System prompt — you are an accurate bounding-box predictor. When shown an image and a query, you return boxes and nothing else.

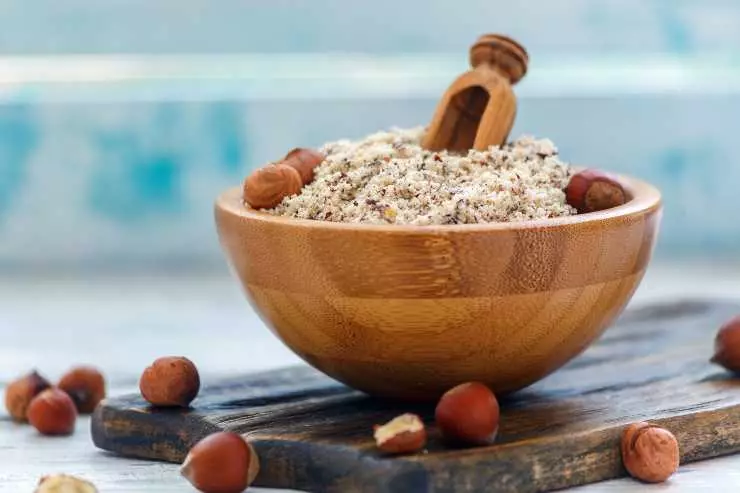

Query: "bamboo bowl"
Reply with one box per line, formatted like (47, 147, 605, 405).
(215, 173, 662, 401)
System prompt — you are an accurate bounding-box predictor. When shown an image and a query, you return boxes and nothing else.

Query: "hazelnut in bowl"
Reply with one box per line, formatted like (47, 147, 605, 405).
(215, 135, 662, 401)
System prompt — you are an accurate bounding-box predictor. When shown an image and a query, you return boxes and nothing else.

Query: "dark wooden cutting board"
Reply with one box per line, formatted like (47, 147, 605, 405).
(92, 299, 740, 493)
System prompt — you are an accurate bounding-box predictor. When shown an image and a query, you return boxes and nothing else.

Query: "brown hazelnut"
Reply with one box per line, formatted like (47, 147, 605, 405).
(283, 148, 325, 185)
(4, 370, 51, 422)
(181, 431, 260, 493)
(711, 315, 740, 371)
(58, 366, 106, 414)
(565, 169, 627, 213)
(621, 422, 679, 483)
(139, 356, 200, 407)
(35, 474, 98, 493)
(373, 413, 426, 455)
(243, 164, 303, 209)
(27, 388, 77, 436)
(435, 382, 499, 446)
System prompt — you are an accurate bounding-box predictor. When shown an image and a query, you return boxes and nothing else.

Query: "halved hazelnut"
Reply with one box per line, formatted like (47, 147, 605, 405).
(373, 413, 426, 454)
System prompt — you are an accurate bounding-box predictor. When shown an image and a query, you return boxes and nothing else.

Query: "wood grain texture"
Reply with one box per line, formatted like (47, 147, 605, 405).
(214, 175, 661, 400)
(422, 34, 528, 152)
(92, 300, 740, 493)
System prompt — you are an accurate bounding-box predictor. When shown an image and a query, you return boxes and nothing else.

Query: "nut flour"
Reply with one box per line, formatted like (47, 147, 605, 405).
(268, 127, 576, 225)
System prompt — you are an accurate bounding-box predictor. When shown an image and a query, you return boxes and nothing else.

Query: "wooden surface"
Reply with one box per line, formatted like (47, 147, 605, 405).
(91, 299, 740, 493)
(421, 34, 528, 152)
(215, 178, 661, 400)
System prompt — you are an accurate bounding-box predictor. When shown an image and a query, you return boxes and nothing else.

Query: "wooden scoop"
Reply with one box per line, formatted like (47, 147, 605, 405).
(422, 34, 529, 152)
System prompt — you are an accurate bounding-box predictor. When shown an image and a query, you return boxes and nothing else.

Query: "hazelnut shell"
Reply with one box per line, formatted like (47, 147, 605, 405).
(27, 388, 78, 436)
(243, 164, 303, 210)
(181, 432, 260, 493)
(565, 169, 627, 213)
(139, 356, 200, 407)
(435, 382, 500, 446)
(58, 366, 107, 413)
(4, 370, 51, 422)
(621, 422, 679, 483)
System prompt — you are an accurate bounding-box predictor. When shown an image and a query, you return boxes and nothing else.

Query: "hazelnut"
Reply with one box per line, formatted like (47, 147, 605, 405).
(181, 431, 260, 493)
(139, 356, 200, 407)
(243, 164, 303, 209)
(565, 169, 627, 213)
(711, 315, 740, 371)
(435, 382, 499, 446)
(4, 370, 51, 422)
(35, 474, 98, 493)
(27, 388, 77, 436)
(621, 422, 679, 483)
(373, 413, 426, 455)
(283, 148, 325, 185)
(58, 366, 106, 414)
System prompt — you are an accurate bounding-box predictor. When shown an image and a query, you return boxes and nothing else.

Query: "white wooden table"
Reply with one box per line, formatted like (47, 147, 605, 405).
(3, 261, 740, 492)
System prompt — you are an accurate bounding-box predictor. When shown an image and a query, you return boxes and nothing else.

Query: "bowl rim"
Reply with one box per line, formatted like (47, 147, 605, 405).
(215, 171, 661, 233)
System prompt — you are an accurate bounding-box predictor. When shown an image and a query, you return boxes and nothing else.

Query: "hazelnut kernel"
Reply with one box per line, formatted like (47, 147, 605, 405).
(621, 422, 679, 483)
(35, 474, 98, 493)
(565, 169, 626, 213)
(139, 356, 200, 407)
(283, 148, 325, 185)
(243, 164, 303, 210)
(181, 432, 260, 493)
(4, 370, 51, 422)
(373, 413, 426, 455)
(27, 388, 77, 436)
(58, 366, 106, 414)
(711, 315, 740, 371)
(435, 382, 499, 446)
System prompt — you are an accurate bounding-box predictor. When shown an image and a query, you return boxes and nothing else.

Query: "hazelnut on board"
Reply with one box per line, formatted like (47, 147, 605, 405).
(711, 315, 740, 371)
(565, 169, 627, 213)
(58, 366, 106, 414)
(181, 431, 260, 493)
(139, 356, 200, 407)
(435, 382, 500, 446)
(621, 422, 679, 483)
(373, 413, 426, 454)
(4, 370, 51, 422)
(35, 474, 98, 493)
(283, 148, 325, 185)
(27, 388, 78, 436)
(243, 164, 303, 209)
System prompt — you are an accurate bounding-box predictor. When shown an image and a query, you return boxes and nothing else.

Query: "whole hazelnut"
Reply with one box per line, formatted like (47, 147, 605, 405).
(181, 431, 260, 493)
(711, 315, 740, 371)
(565, 169, 627, 213)
(435, 382, 499, 446)
(373, 413, 426, 455)
(621, 422, 679, 483)
(35, 474, 98, 493)
(139, 356, 200, 407)
(283, 148, 325, 185)
(4, 370, 51, 422)
(58, 366, 106, 414)
(27, 388, 78, 436)
(243, 164, 303, 209)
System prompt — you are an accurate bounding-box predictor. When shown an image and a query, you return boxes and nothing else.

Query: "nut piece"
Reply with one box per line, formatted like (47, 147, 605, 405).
(435, 382, 499, 446)
(4, 370, 51, 422)
(373, 413, 426, 455)
(27, 388, 77, 436)
(711, 315, 740, 371)
(565, 169, 627, 213)
(139, 356, 200, 407)
(283, 148, 325, 185)
(243, 164, 303, 209)
(35, 474, 98, 493)
(181, 431, 260, 493)
(58, 366, 106, 414)
(621, 422, 679, 483)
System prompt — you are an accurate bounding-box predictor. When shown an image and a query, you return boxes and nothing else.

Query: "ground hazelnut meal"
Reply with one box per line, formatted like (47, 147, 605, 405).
(268, 127, 577, 225)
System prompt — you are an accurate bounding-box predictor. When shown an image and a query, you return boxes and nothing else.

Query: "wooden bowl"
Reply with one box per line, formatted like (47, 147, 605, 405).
(215, 174, 661, 401)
